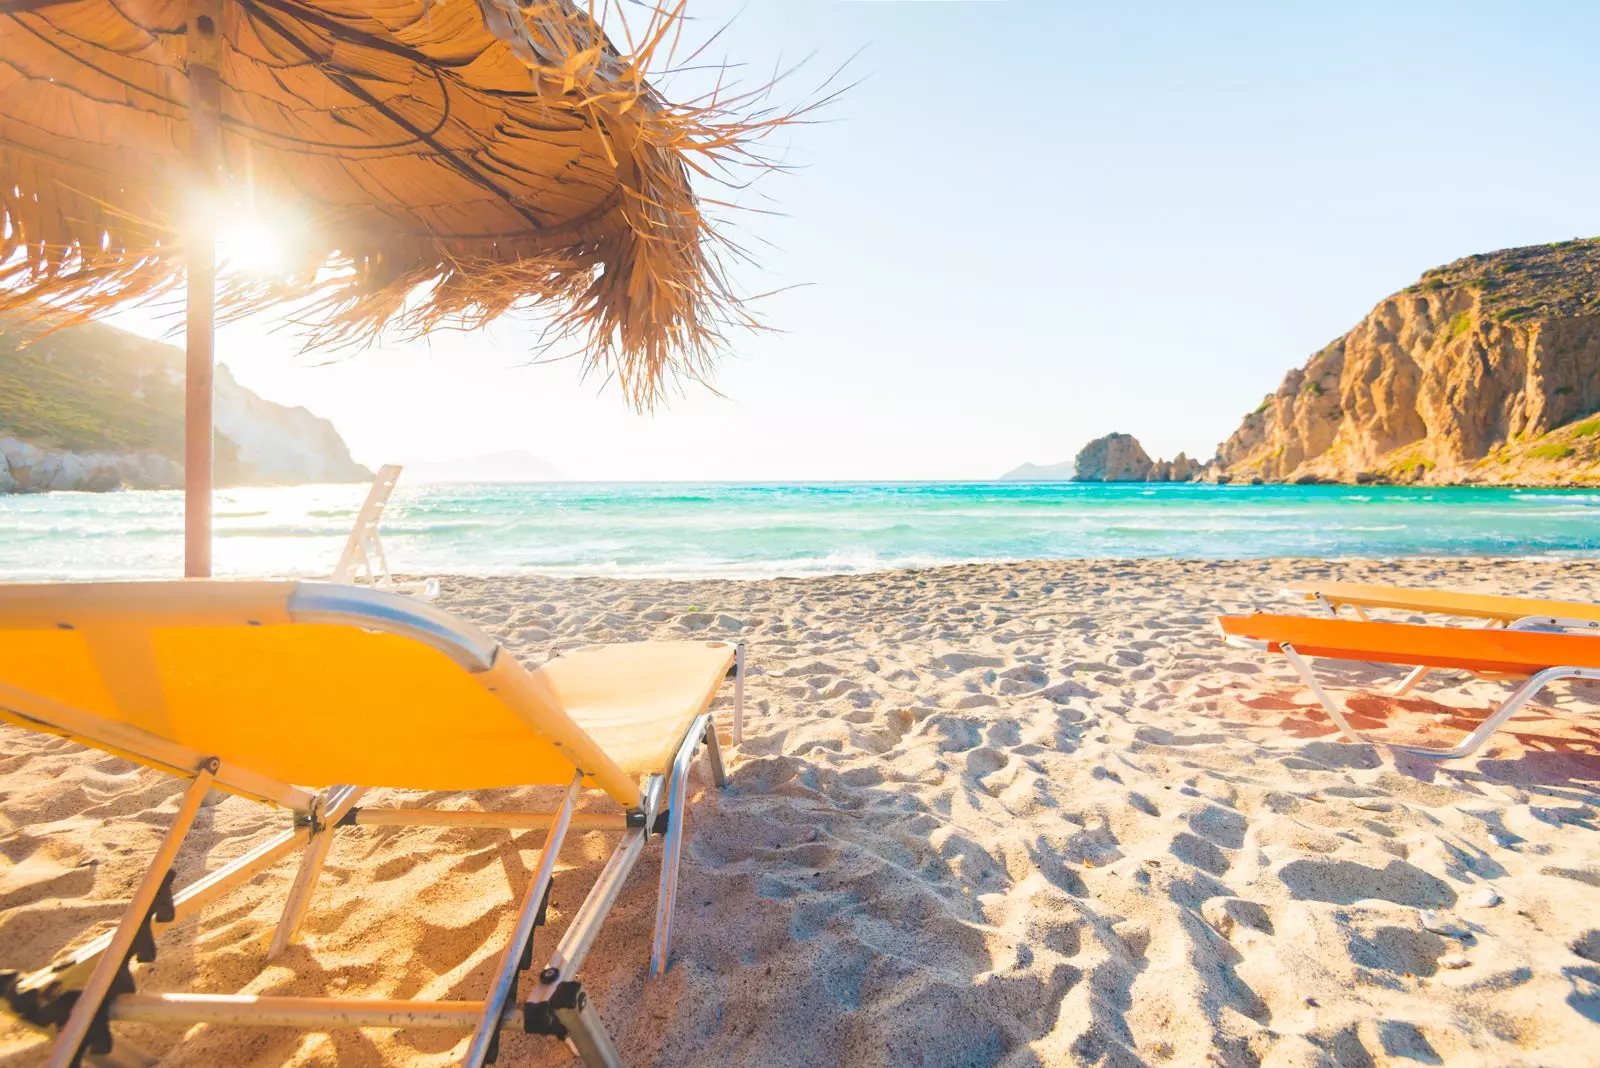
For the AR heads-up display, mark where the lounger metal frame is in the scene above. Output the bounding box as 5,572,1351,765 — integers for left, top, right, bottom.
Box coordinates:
0,588,746,1068
1222,614,1600,760
3,713,730,1067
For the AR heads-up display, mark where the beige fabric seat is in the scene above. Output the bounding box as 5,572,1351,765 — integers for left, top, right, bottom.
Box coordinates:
546,641,738,774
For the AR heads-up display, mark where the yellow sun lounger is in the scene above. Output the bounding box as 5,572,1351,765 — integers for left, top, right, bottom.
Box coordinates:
1217,612,1600,760
0,580,746,1068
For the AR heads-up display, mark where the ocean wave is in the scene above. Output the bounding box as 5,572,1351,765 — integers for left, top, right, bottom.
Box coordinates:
5,483,1600,579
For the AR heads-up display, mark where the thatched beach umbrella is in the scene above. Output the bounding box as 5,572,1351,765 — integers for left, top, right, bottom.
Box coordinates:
1,0,798,575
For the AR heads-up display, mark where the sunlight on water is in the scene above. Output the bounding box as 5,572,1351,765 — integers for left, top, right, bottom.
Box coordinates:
2,483,1597,580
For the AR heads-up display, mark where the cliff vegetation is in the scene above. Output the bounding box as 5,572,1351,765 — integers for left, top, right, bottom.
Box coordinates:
1,311,370,492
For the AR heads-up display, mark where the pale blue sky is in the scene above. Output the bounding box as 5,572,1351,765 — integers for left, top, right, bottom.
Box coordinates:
115,1,1600,479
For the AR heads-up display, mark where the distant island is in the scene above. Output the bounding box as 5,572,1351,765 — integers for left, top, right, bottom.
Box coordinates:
1,309,369,493
1001,238,1600,486
999,460,1077,482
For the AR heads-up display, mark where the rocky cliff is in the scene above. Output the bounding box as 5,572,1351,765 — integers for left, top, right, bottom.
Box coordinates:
1214,239,1600,485
1,311,371,492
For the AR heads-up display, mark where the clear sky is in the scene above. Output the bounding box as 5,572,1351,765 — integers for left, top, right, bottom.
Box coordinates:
111,1,1600,480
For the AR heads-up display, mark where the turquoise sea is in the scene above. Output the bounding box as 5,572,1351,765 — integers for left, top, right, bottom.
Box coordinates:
1,482,1597,581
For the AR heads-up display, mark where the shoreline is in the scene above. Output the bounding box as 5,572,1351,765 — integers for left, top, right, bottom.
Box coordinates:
399,550,1600,576
395,552,1599,586
2,557,1597,1065
7,551,1600,587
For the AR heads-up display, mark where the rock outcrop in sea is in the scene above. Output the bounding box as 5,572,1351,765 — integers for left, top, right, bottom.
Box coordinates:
1150,452,1199,483
1,310,371,493
1001,436,1201,482
1072,432,1152,481
1212,239,1600,486
1073,434,1199,483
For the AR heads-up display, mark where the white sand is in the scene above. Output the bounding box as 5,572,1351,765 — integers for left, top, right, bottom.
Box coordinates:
2,558,1598,1066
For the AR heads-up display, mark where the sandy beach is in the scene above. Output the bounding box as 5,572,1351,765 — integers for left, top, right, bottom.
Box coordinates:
2,557,1598,1067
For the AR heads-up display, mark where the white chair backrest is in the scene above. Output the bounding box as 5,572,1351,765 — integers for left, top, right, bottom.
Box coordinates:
331,464,403,588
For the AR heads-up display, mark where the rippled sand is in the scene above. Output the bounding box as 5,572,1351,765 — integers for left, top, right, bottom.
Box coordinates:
2,558,1598,1066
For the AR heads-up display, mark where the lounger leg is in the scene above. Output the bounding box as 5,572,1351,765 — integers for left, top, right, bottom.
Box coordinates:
1391,665,1431,696
1280,644,1374,746
462,772,583,1068
554,990,626,1068
1395,666,1600,760
1313,596,1369,623
523,778,662,1061
7,825,311,1023
703,717,728,789
650,713,718,979
47,760,218,1068
649,748,692,979
734,643,745,745
268,786,365,959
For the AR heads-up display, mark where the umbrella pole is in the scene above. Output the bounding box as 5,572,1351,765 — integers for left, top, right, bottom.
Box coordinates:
184,192,215,579
184,9,222,578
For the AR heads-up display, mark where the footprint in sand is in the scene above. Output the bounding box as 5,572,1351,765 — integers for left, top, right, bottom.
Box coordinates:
1201,897,1273,939
1278,858,1455,908
1573,931,1600,962
1345,922,1449,978
0,853,95,911
1133,725,1228,747
1188,804,1247,849
1169,831,1231,876
964,746,1009,783
930,652,1005,674
920,713,983,753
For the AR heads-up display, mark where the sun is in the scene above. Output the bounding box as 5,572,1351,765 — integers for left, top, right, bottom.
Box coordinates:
217,219,287,275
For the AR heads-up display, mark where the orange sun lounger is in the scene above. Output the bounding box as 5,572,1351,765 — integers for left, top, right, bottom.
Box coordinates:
1217,613,1600,760
1283,580,1600,696
0,580,745,1068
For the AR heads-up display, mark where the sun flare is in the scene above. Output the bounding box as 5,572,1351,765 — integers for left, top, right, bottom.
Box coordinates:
217,220,286,275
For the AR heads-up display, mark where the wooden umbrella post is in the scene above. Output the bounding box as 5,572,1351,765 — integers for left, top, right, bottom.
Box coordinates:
184,2,223,578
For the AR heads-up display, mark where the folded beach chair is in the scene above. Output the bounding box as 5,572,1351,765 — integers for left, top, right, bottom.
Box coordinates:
1284,580,1600,694
1217,613,1600,760
0,580,745,1068
332,464,440,600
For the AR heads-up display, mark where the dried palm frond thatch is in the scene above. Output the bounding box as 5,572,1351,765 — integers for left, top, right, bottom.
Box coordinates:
0,0,824,408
